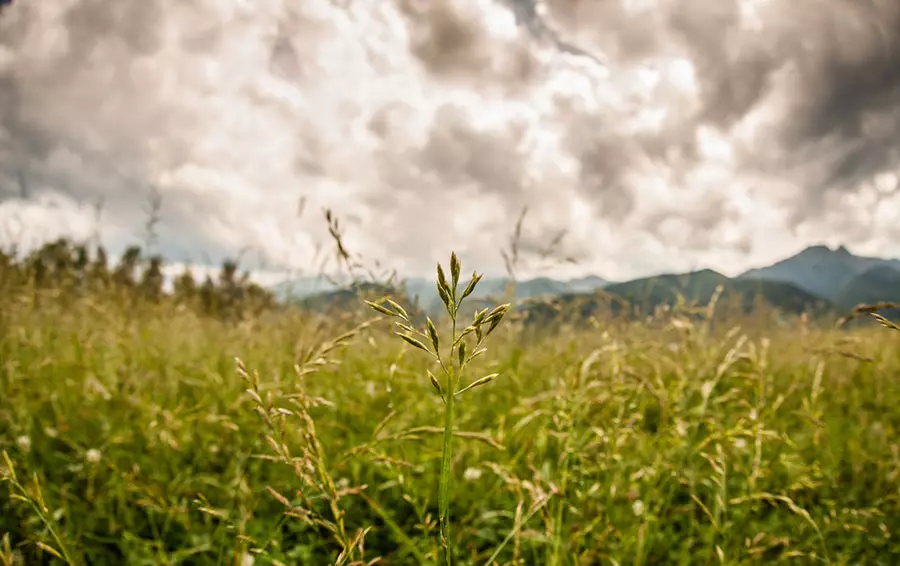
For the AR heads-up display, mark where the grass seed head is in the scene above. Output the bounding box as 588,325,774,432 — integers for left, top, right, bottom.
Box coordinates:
427,317,440,352
450,252,461,292
461,272,482,301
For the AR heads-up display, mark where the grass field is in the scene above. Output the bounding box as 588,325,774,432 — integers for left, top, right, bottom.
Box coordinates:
2,257,900,565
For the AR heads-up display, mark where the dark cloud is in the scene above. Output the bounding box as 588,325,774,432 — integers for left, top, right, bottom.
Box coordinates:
415,103,529,192
780,1,900,189
565,127,637,221
397,0,542,90
63,0,165,59
527,0,900,234
669,0,900,191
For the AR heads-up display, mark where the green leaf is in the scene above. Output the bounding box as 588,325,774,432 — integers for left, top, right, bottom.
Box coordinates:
394,333,432,355
455,373,499,396
365,300,395,317
427,369,443,398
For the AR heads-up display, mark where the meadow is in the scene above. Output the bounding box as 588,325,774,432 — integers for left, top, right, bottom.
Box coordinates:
2,244,900,565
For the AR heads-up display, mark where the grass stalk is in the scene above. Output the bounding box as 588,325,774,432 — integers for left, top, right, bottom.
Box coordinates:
366,252,510,565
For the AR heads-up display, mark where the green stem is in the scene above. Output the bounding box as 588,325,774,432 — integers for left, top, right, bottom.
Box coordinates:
439,383,455,564
439,316,458,565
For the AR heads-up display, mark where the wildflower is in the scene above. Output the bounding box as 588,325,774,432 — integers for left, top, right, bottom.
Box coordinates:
463,467,482,482
15,436,30,453
632,499,645,517
85,449,102,464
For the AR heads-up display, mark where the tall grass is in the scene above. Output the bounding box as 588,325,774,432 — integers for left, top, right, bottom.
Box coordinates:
366,253,510,564
2,255,900,564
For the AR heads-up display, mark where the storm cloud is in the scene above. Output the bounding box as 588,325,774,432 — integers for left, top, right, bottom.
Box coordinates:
0,0,898,280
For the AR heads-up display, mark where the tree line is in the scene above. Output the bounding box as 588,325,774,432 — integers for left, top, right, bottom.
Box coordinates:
0,238,277,319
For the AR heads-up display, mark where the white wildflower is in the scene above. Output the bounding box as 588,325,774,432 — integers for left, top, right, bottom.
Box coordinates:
16,436,30,453
85,449,102,464
632,499,645,517
463,467,482,482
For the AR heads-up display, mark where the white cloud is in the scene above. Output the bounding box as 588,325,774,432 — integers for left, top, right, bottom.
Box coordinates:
0,0,899,283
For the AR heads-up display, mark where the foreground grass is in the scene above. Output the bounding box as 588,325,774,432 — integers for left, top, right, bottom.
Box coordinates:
2,291,900,564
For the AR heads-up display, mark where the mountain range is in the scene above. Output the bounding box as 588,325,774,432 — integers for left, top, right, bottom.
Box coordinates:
274,274,609,306
274,245,900,320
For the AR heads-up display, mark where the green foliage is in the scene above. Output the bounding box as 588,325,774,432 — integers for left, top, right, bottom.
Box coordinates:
2,242,900,565
0,238,276,320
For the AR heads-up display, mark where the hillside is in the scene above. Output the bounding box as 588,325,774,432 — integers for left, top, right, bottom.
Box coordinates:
835,265,900,322
518,269,833,325
604,269,729,308
836,265,900,308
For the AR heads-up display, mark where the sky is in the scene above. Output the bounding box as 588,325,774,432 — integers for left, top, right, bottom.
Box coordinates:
0,0,899,283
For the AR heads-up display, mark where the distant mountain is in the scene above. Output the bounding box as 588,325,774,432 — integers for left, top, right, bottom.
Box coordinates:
516,268,833,326
406,275,609,312
273,275,344,299
276,274,609,316
604,269,831,315
295,281,429,323
738,244,900,302
565,275,610,293
604,269,729,308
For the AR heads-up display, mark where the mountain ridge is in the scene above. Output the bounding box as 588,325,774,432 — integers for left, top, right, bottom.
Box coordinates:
275,244,900,320
738,244,900,301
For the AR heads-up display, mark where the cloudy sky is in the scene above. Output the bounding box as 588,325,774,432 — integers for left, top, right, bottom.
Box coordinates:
0,0,899,282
